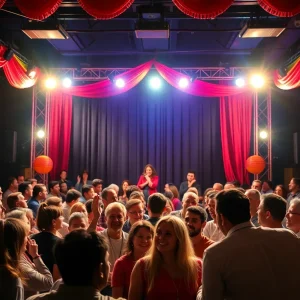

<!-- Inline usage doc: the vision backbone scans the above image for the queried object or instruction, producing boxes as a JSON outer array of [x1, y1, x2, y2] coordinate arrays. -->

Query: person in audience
[[80, 184, 94, 204], [17, 175, 25, 185], [251, 179, 262, 192], [118, 180, 131, 203], [257, 194, 287, 228], [202, 189, 214, 219], [3, 176, 18, 210], [107, 184, 120, 195], [0, 218, 28, 300], [185, 206, 214, 258], [6, 209, 30, 228], [99, 188, 118, 228], [224, 182, 235, 190], [7, 192, 28, 211], [112, 220, 154, 299], [29, 179, 38, 188], [187, 186, 199, 196], [203, 191, 225, 242], [101, 202, 129, 296], [126, 185, 141, 199], [167, 185, 182, 210], [286, 198, 300, 237], [31, 203, 63, 278], [19, 182, 33, 201], [137, 164, 159, 201], [85, 199, 104, 231], [47, 181, 61, 199], [68, 212, 89, 232], [58, 170, 73, 190], [163, 197, 175, 216], [287, 178, 300, 208], [212, 183, 223, 191], [75, 170, 92, 192], [198, 189, 300, 300], [18, 207, 39, 234], [59, 182, 68, 202], [28, 184, 48, 218], [171, 191, 199, 220], [70, 202, 88, 215], [129, 216, 202, 300], [147, 193, 167, 226], [62, 189, 81, 222], [274, 184, 288, 199], [245, 189, 261, 227], [179, 171, 201, 200], [92, 178, 103, 196], [28, 230, 123, 300], [261, 180, 274, 194]]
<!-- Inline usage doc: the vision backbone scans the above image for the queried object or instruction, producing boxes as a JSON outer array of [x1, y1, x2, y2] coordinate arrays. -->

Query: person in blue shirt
[[28, 184, 48, 218]]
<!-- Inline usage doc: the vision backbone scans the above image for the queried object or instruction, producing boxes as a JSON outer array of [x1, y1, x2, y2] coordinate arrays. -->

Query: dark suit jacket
[[179, 181, 201, 199]]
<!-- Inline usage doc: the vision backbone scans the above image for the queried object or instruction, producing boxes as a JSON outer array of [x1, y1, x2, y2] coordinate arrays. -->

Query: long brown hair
[[36, 203, 62, 231], [169, 185, 179, 199], [143, 164, 157, 178]]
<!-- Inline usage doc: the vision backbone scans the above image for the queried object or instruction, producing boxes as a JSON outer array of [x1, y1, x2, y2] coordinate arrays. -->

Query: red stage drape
[[258, 0, 300, 17], [78, 0, 134, 19], [14, 0, 62, 21], [220, 91, 253, 184], [0, 0, 5, 9], [172, 0, 234, 19], [273, 57, 300, 90], [49, 92, 73, 180]]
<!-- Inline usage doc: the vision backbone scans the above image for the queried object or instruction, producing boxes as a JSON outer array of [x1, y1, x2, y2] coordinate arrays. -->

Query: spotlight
[[149, 77, 161, 90], [28, 70, 37, 79], [250, 74, 265, 89], [37, 130, 45, 138], [27, 62, 37, 79], [45, 77, 57, 89], [179, 77, 189, 89], [62, 77, 72, 88], [115, 78, 125, 88], [259, 130, 268, 139], [190, 74, 198, 83], [235, 78, 245, 88]]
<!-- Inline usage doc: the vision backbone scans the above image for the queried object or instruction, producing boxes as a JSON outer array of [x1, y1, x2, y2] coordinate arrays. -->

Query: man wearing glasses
[[286, 198, 300, 237]]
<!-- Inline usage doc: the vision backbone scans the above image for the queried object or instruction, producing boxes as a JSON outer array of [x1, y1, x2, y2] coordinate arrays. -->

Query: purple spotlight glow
[[179, 77, 189, 88], [115, 78, 125, 88]]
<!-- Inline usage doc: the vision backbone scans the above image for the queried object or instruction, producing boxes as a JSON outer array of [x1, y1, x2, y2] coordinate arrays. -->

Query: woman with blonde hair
[[70, 201, 87, 215], [129, 216, 202, 300]]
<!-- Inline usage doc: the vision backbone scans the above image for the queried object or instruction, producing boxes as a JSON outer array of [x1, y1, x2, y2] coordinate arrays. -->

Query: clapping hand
[[27, 238, 39, 258]]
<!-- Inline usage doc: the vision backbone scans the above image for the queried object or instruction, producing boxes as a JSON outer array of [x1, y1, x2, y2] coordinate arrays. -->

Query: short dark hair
[[261, 194, 287, 222], [126, 185, 140, 199], [66, 189, 81, 204], [7, 177, 17, 187], [92, 179, 103, 187], [82, 184, 93, 196], [164, 191, 174, 200], [7, 192, 21, 210], [263, 180, 273, 190], [85, 199, 93, 214], [292, 178, 300, 187], [187, 206, 208, 223], [232, 180, 241, 187], [49, 181, 59, 191], [32, 184, 45, 198], [54, 230, 108, 286], [187, 170, 196, 176], [60, 170, 67, 175], [148, 193, 167, 214], [216, 189, 250, 225], [18, 182, 31, 196]]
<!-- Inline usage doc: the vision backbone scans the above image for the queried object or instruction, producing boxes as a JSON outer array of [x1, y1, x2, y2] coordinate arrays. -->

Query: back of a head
[[33, 184, 45, 198], [18, 182, 31, 196], [262, 194, 287, 222], [54, 230, 108, 286], [292, 178, 300, 186], [164, 191, 174, 200], [107, 184, 119, 194], [216, 189, 251, 225], [46, 197, 62, 207], [85, 199, 93, 214], [129, 191, 144, 201], [92, 179, 103, 187], [148, 193, 167, 214], [126, 185, 140, 199], [7, 192, 21, 210], [66, 189, 82, 203], [246, 189, 261, 201], [37, 203, 62, 231]]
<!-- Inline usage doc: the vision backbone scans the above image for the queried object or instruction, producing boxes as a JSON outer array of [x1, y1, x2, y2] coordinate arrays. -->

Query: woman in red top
[[112, 220, 154, 299], [129, 216, 202, 300], [137, 164, 159, 201]]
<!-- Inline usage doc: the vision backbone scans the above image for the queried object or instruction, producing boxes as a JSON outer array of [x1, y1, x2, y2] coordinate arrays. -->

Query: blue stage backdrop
[[69, 79, 225, 192]]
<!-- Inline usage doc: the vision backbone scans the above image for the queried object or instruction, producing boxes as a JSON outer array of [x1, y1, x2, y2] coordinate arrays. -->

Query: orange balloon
[[246, 155, 266, 174], [33, 155, 53, 174]]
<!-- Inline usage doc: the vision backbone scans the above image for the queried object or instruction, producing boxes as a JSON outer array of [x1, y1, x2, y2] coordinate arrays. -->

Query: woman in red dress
[[129, 216, 202, 300]]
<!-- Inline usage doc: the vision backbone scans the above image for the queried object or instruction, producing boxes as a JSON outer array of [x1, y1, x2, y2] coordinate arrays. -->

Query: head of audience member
[[251, 180, 262, 192], [18, 182, 33, 201], [147, 193, 167, 218], [65, 189, 81, 207], [212, 183, 223, 192], [17, 208, 36, 232], [33, 184, 48, 201], [143, 164, 157, 178], [49, 181, 60, 196], [102, 188, 117, 209], [288, 178, 300, 193], [163, 198, 174, 216], [164, 190, 174, 201], [185, 206, 208, 238], [107, 184, 119, 195], [36, 203, 63, 233], [203, 188, 214, 206], [70, 202, 87, 216], [224, 182, 235, 190], [60, 170, 68, 181], [169, 185, 180, 199], [186, 170, 196, 183], [85, 199, 95, 224], [125, 185, 141, 199], [80, 170, 89, 183], [92, 179, 103, 195], [274, 184, 288, 199], [29, 179, 37, 188], [118, 180, 130, 197], [124, 220, 154, 258], [232, 180, 241, 188], [126, 199, 145, 225], [105, 202, 126, 232], [7, 192, 27, 211], [236, 187, 246, 194], [215, 189, 251, 236], [206, 191, 218, 220], [258, 194, 287, 228], [286, 198, 300, 234], [46, 196, 62, 207], [68, 212, 89, 232], [262, 180, 273, 193], [82, 184, 94, 201], [129, 191, 145, 201], [54, 230, 109, 290], [187, 187, 198, 196], [59, 182, 68, 195], [7, 177, 18, 192], [17, 175, 25, 185], [245, 189, 261, 218], [6, 209, 30, 228]]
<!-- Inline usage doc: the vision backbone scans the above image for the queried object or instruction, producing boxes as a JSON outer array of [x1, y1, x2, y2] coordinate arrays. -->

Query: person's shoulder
[[202, 235, 215, 246], [27, 290, 56, 299]]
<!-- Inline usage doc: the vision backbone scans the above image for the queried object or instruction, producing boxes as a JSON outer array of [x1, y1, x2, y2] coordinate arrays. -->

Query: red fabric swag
[[0, 0, 5, 9], [258, 0, 300, 17]]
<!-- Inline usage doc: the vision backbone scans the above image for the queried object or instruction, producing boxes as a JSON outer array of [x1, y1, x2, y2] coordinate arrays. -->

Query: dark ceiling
[[0, 0, 299, 67]]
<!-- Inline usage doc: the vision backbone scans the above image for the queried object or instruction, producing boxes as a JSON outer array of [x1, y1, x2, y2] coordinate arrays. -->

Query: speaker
[[0, 130, 17, 163]]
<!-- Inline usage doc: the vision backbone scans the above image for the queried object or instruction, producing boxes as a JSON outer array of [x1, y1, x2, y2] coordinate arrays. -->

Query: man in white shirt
[[198, 189, 300, 300], [62, 189, 81, 222]]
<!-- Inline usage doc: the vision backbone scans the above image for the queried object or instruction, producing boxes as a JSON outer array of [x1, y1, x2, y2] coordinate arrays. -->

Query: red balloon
[[33, 155, 53, 174], [246, 155, 266, 174]]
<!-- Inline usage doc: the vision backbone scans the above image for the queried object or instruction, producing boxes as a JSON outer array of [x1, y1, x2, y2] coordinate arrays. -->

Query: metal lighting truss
[[31, 66, 272, 183]]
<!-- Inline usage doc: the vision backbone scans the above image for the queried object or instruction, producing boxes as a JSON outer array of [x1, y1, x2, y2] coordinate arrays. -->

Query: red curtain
[[258, 0, 300, 17], [273, 57, 300, 90], [172, 0, 234, 19], [154, 60, 250, 97], [78, 0, 134, 19], [0, 0, 5, 9], [220, 91, 253, 184], [49, 92, 73, 180]]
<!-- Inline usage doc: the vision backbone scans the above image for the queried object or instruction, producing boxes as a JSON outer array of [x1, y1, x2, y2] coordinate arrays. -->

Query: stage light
[[28, 70, 37, 79], [250, 74, 265, 88], [149, 77, 161, 90], [259, 130, 268, 139], [45, 77, 57, 89], [37, 130, 45, 139], [179, 77, 189, 89], [62, 77, 72, 88], [235, 78, 245, 87], [115, 78, 125, 88]]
